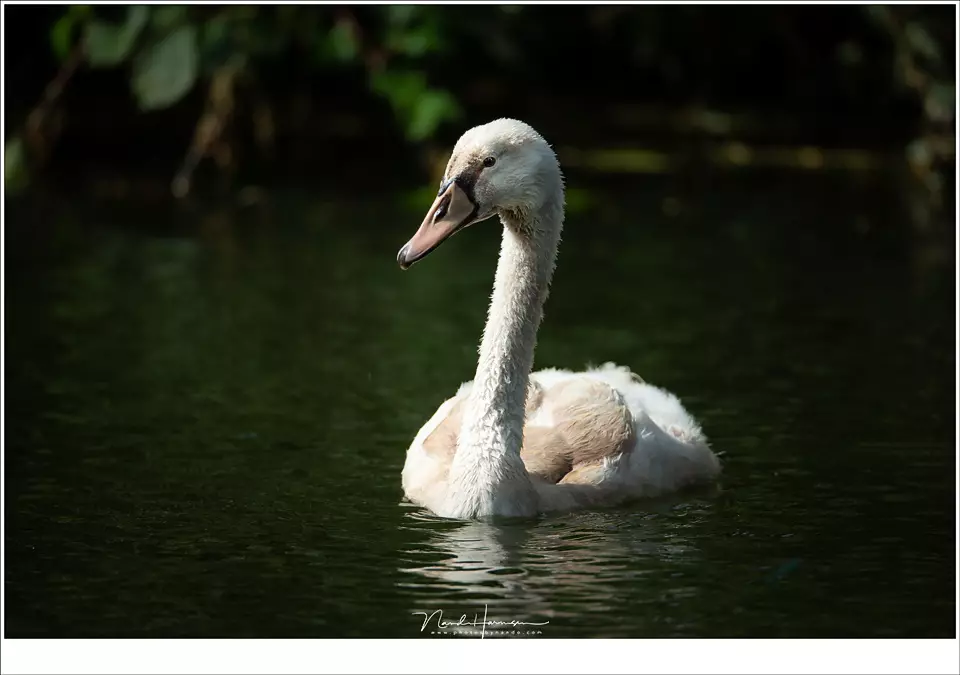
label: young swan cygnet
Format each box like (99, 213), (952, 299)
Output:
(398, 118), (720, 520)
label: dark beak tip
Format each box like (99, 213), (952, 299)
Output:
(397, 244), (411, 270)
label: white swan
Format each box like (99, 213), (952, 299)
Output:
(397, 118), (720, 519)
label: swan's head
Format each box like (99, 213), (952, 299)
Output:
(397, 118), (562, 269)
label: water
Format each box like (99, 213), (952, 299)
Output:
(4, 174), (955, 637)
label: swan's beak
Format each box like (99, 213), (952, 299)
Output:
(397, 180), (478, 269)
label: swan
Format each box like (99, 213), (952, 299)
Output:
(397, 118), (721, 519)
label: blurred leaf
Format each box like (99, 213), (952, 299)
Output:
(4, 135), (29, 193)
(386, 5), (419, 27)
(150, 5), (189, 32)
(922, 82), (955, 124)
(929, 83), (956, 114)
(904, 22), (940, 64)
(384, 6), (442, 57)
(408, 90), (459, 140)
(370, 69), (459, 140)
(907, 138), (931, 167)
(50, 13), (77, 61)
(386, 24), (441, 57)
(51, 0), (93, 58)
(132, 25), (199, 111)
(370, 69), (424, 111)
(328, 21), (358, 62)
(85, 5), (148, 67)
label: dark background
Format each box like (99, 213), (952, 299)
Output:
(3, 4), (957, 640)
(4, 4), (956, 218)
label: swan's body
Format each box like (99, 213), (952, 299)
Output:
(397, 119), (720, 519)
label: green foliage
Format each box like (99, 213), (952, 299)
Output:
(36, 4), (952, 187)
(51, 5), (462, 139)
(149, 5), (189, 33)
(4, 135), (29, 193)
(84, 5), (148, 67)
(82, 5), (199, 110)
(50, 6), (91, 60)
(131, 26), (199, 111)
(364, 5), (460, 138)
(383, 5), (444, 58)
(327, 21), (359, 63)
(370, 70), (460, 141)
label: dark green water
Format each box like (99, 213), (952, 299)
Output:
(5, 175), (955, 637)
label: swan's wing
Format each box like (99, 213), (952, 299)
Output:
(415, 375), (636, 486)
(525, 372), (638, 486)
(540, 365), (720, 497)
(520, 426), (572, 482)
(420, 396), (460, 461)
(536, 376), (636, 471)
(401, 391), (462, 510)
(578, 362), (706, 443)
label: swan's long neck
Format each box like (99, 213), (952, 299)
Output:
(448, 198), (563, 517)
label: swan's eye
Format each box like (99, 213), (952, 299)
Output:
(483, 156), (496, 168)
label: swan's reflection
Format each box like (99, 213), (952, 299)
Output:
(397, 503), (709, 634)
